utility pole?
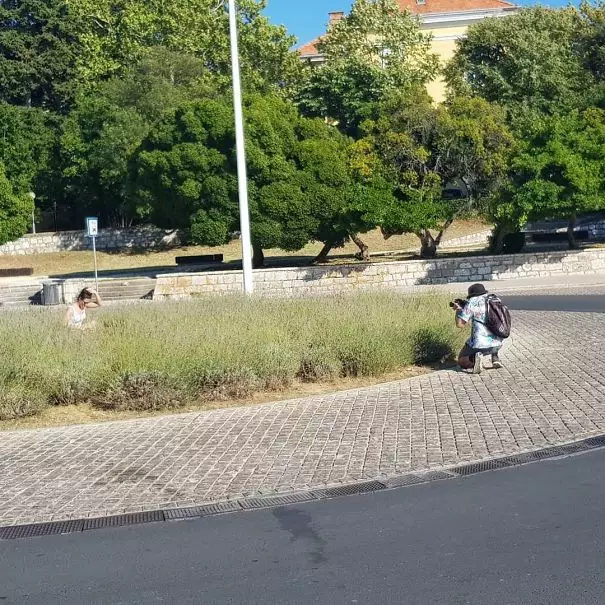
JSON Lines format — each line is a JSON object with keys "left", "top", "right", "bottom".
{"left": 228, "top": 0, "right": 254, "bottom": 294}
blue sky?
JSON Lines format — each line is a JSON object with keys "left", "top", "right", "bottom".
{"left": 262, "top": 0, "right": 577, "bottom": 46}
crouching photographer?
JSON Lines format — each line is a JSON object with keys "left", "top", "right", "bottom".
{"left": 451, "top": 283, "right": 511, "bottom": 375}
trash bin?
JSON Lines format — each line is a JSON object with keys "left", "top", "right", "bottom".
{"left": 42, "top": 280, "right": 63, "bottom": 306}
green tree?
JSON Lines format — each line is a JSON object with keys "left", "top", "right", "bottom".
{"left": 0, "top": 103, "right": 56, "bottom": 195}
{"left": 59, "top": 49, "right": 212, "bottom": 227}
{"left": 490, "top": 108, "right": 605, "bottom": 251}
{"left": 132, "top": 94, "right": 389, "bottom": 266}
{"left": 0, "top": 163, "right": 32, "bottom": 245}
{"left": 363, "top": 89, "right": 514, "bottom": 257}
{"left": 578, "top": 1, "right": 605, "bottom": 83}
{"left": 297, "top": 0, "right": 439, "bottom": 134}
{"left": 0, "top": 0, "right": 81, "bottom": 111}
{"left": 69, "top": 0, "right": 302, "bottom": 93}
{"left": 445, "top": 6, "right": 593, "bottom": 121}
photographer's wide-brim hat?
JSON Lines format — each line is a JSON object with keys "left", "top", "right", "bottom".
{"left": 467, "top": 283, "right": 487, "bottom": 298}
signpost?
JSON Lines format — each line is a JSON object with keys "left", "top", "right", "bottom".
{"left": 85, "top": 217, "right": 99, "bottom": 292}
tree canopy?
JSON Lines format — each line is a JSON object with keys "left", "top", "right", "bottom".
{"left": 490, "top": 108, "right": 605, "bottom": 249}
{"left": 68, "top": 0, "right": 302, "bottom": 93}
{"left": 132, "top": 94, "right": 392, "bottom": 265}
{"left": 445, "top": 6, "right": 594, "bottom": 121}
{"left": 297, "top": 0, "right": 439, "bottom": 134}
{"left": 0, "top": 0, "right": 81, "bottom": 111}
{"left": 0, "top": 163, "right": 32, "bottom": 245}
{"left": 359, "top": 89, "right": 514, "bottom": 257}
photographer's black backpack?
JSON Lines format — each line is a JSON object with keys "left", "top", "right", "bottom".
{"left": 483, "top": 294, "right": 512, "bottom": 339}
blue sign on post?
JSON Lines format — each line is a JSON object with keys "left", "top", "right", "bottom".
{"left": 85, "top": 217, "right": 99, "bottom": 291}
{"left": 85, "top": 217, "right": 99, "bottom": 237}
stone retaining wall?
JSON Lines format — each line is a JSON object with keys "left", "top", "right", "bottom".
{"left": 154, "top": 248, "right": 605, "bottom": 299}
{"left": 0, "top": 227, "right": 181, "bottom": 256}
{"left": 588, "top": 221, "right": 605, "bottom": 240}
{"left": 440, "top": 229, "right": 491, "bottom": 249}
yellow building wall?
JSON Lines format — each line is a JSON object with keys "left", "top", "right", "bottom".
{"left": 423, "top": 24, "right": 469, "bottom": 103}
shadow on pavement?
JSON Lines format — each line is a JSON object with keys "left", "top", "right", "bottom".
{"left": 503, "top": 294, "right": 605, "bottom": 314}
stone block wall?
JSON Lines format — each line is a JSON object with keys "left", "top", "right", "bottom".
{"left": 154, "top": 248, "right": 605, "bottom": 300}
{"left": 0, "top": 227, "right": 181, "bottom": 256}
{"left": 440, "top": 229, "right": 492, "bottom": 249}
{"left": 588, "top": 220, "right": 605, "bottom": 240}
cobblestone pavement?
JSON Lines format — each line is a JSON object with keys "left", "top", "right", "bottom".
{"left": 2, "top": 308, "right": 605, "bottom": 527}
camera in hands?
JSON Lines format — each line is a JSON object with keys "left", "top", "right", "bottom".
{"left": 449, "top": 298, "right": 467, "bottom": 309}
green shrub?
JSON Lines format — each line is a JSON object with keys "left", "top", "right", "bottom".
{"left": 412, "top": 327, "right": 455, "bottom": 365}
{"left": 0, "top": 388, "right": 45, "bottom": 420}
{"left": 0, "top": 293, "right": 465, "bottom": 419}
{"left": 92, "top": 372, "right": 188, "bottom": 412}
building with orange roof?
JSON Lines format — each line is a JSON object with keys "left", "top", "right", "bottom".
{"left": 299, "top": 0, "right": 519, "bottom": 102}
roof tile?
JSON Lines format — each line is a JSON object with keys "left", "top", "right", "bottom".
{"left": 397, "top": 0, "right": 516, "bottom": 14}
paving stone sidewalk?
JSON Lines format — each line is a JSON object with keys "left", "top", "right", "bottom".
{"left": 2, "top": 308, "right": 605, "bottom": 527}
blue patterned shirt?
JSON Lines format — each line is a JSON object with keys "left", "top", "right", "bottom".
{"left": 458, "top": 294, "right": 503, "bottom": 350}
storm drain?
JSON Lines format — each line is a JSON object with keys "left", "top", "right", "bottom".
{"left": 164, "top": 501, "right": 242, "bottom": 520}
{"left": 83, "top": 510, "right": 165, "bottom": 531}
{"left": 239, "top": 493, "right": 316, "bottom": 510}
{"left": 0, "top": 519, "right": 84, "bottom": 541}
{"left": 451, "top": 459, "right": 512, "bottom": 476}
{"left": 582, "top": 435, "right": 605, "bottom": 448}
{"left": 312, "top": 480, "right": 385, "bottom": 499}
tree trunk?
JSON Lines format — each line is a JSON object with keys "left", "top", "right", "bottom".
{"left": 489, "top": 224, "right": 507, "bottom": 254}
{"left": 416, "top": 230, "right": 437, "bottom": 259}
{"left": 252, "top": 243, "right": 265, "bottom": 269}
{"left": 567, "top": 213, "right": 579, "bottom": 250}
{"left": 351, "top": 234, "right": 369, "bottom": 261}
{"left": 434, "top": 217, "right": 454, "bottom": 247}
{"left": 314, "top": 240, "right": 333, "bottom": 264}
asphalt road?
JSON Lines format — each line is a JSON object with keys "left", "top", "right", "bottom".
{"left": 2, "top": 447, "right": 605, "bottom": 605}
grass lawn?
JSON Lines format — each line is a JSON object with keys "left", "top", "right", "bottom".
{"left": 0, "top": 292, "right": 467, "bottom": 428}
{"left": 0, "top": 220, "right": 490, "bottom": 278}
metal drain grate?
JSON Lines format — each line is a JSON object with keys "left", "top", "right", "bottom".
{"left": 502, "top": 451, "right": 541, "bottom": 466}
{"left": 528, "top": 446, "right": 571, "bottom": 460}
{"left": 383, "top": 473, "right": 427, "bottom": 488}
{"left": 0, "top": 519, "right": 84, "bottom": 541}
{"left": 164, "top": 501, "right": 242, "bottom": 520}
{"left": 239, "top": 493, "right": 316, "bottom": 510}
{"left": 451, "top": 459, "right": 511, "bottom": 476}
{"left": 414, "top": 470, "right": 456, "bottom": 482}
{"left": 312, "top": 480, "right": 386, "bottom": 499}
{"left": 582, "top": 435, "right": 605, "bottom": 448}
{"left": 83, "top": 510, "right": 165, "bottom": 531}
{"left": 554, "top": 442, "right": 588, "bottom": 454}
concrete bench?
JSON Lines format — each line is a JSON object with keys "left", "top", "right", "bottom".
{"left": 0, "top": 268, "right": 34, "bottom": 278}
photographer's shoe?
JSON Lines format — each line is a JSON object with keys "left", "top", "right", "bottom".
{"left": 473, "top": 353, "right": 483, "bottom": 374}
{"left": 491, "top": 353, "right": 503, "bottom": 369}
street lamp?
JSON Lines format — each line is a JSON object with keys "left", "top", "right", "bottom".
{"left": 28, "top": 191, "right": 36, "bottom": 234}
{"left": 228, "top": 0, "right": 254, "bottom": 294}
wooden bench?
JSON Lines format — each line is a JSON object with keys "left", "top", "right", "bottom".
{"left": 175, "top": 254, "right": 223, "bottom": 266}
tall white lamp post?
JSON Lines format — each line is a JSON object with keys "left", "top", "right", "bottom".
{"left": 228, "top": 0, "right": 254, "bottom": 294}
{"left": 28, "top": 191, "right": 36, "bottom": 234}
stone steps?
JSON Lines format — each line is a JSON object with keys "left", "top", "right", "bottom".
{"left": 0, "top": 282, "right": 43, "bottom": 306}
{"left": 0, "top": 278, "right": 156, "bottom": 306}
{"left": 95, "top": 278, "right": 156, "bottom": 302}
